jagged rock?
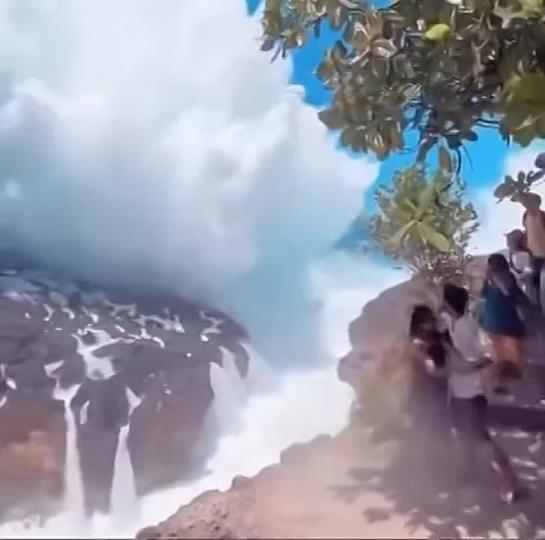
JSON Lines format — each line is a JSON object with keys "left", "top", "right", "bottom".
{"left": 230, "top": 475, "right": 250, "bottom": 490}
{"left": 136, "top": 525, "right": 162, "bottom": 540}
{"left": 338, "top": 276, "right": 439, "bottom": 399}
{"left": 139, "top": 485, "right": 253, "bottom": 540}
{"left": 0, "top": 268, "right": 251, "bottom": 520}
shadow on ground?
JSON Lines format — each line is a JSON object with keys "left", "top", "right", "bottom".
{"left": 330, "top": 414, "right": 545, "bottom": 538}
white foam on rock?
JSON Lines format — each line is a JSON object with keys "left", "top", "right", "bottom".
{"left": 0, "top": 252, "right": 404, "bottom": 539}
{"left": 53, "top": 385, "right": 86, "bottom": 529}
{"left": 200, "top": 310, "right": 223, "bottom": 335}
{"left": 74, "top": 330, "right": 117, "bottom": 380}
{"left": 110, "top": 388, "right": 141, "bottom": 527}
{"left": 110, "top": 424, "right": 138, "bottom": 528}
{"left": 209, "top": 347, "right": 248, "bottom": 432}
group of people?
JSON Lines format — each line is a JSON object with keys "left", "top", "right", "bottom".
{"left": 407, "top": 192, "right": 545, "bottom": 503}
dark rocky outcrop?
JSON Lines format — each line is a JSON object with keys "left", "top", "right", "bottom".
{"left": 0, "top": 268, "right": 250, "bottom": 520}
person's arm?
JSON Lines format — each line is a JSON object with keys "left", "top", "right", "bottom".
{"left": 513, "top": 282, "right": 533, "bottom": 310}
{"left": 424, "top": 356, "right": 447, "bottom": 378}
{"left": 474, "top": 356, "right": 494, "bottom": 369}
{"left": 503, "top": 270, "right": 531, "bottom": 305}
{"left": 512, "top": 252, "right": 533, "bottom": 275}
{"left": 446, "top": 345, "right": 478, "bottom": 374}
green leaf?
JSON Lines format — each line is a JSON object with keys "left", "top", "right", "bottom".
{"left": 337, "top": 0, "right": 360, "bottom": 8}
{"left": 521, "top": 0, "right": 544, "bottom": 16}
{"left": 507, "top": 74, "right": 545, "bottom": 107}
{"left": 371, "top": 39, "right": 397, "bottom": 58}
{"left": 390, "top": 220, "right": 416, "bottom": 247}
{"left": 417, "top": 223, "right": 451, "bottom": 252}
{"left": 535, "top": 152, "right": 545, "bottom": 169}
{"left": 261, "top": 38, "right": 275, "bottom": 52}
{"left": 493, "top": 182, "right": 515, "bottom": 201}
{"left": 318, "top": 108, "right": 345, "bottom": 129}
{"left": 340, "top": 126, "right": 361, "bottom": 150}
{"left": 424, "top": 23, "right": 451, "bottom": 41}
{"left": 416, "top": 181, "right": 436, "bottom": 216}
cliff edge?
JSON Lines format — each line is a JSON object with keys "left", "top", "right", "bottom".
{"left": 137, "top": 274, "right": 545, "bottom": 540}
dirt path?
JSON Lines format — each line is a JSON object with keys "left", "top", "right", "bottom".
{"left": 247, "top": 428, "right": 429, "bottom": 539}
{"left": 140, "top": 420, "right": 545, "bottom": 539}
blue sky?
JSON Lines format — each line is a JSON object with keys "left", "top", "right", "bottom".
{"left": 245, "top": 0, "right": 510, "bottom": 222}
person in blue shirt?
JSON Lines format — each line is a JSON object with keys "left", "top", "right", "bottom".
{"left": 479, "top": 253, "right": 528, "bottom": 378}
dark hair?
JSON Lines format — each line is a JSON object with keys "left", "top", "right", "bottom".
{"left": 488, "top": 253, "right": 509, "bottom": 272}
{"left": 409, "top": 304, "right": 448, "bottom": 369}
{"left": 409, "top": 304, "right": 435, "bottom": 339}
{"left": 426, "top": 341, "right": 447, "bottom": 369}
{"left": 443, "top": 283, "right": 469, "bottom": 318}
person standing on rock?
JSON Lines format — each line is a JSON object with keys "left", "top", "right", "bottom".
{"left": 516, "top": 192, "right": 545, "bottom": 311}
{"left": 479, "top": 254, "right": 528, "bottom": 379}
{"left": 441, "top": 284, "right": 524, "bottom": 504}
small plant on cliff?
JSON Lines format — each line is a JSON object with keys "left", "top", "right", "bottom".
{"left": 369, "top": 164, "right": 478, "bottom": 284}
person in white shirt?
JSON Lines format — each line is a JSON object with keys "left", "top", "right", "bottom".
{"left": 506, "top": 229, "right": 536, "bottom": 305}
{"left": 441, "top": 284, "right": 523, "bottom": 503}
{"left": 516, "top": 192, "right": 545, "bottom": 310}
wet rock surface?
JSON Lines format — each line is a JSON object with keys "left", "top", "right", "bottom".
{"left": 0, "top": 267, "right": 250, "bottom": 519}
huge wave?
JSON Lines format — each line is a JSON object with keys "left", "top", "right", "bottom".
{"left": 0, "top": 1, "right": 407, "bottom": 537}
{"left": 0, "top": 0, "right": 378, "bottom": 365}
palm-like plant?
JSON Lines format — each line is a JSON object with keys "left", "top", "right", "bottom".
{"left": 370, "top": 164, "right": 478, "bottom": 283}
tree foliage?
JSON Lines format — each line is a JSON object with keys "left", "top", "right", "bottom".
{"left": 261, "top": 0, "right": 545, "bottom": 165}
{"left": 369, "top": 165, "right": 478, "bottom": 282}
{"left": 494, "top": 150, "right": 545, "bottom": 201}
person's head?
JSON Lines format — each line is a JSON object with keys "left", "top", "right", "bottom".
{"left": 442, "top": 283, "right": 469, "bottom": 319}
{"left": 487, "top": 253, "right": 514, "bottom": 289}
{"left": 409, "top": 304, "right": 437, "bottom": 340}
{"left": 506, "top": 229, "right": 526, "bottom": 252}
{"left": 488, "top": 253, "right": 510, "bottom": 274}
{"left": 409, "top": 305, "right": 448, "bottom": 370}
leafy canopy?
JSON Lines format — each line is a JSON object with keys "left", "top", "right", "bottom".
{"left": 261, "top": 0, "right": 545, "bottom": 165}
{"left": 369, "top": 165, "right": 478, "bottom": 282}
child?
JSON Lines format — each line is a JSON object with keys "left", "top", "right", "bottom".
{"left": 479, "top": 253, "right": 528, "bottom": 378}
